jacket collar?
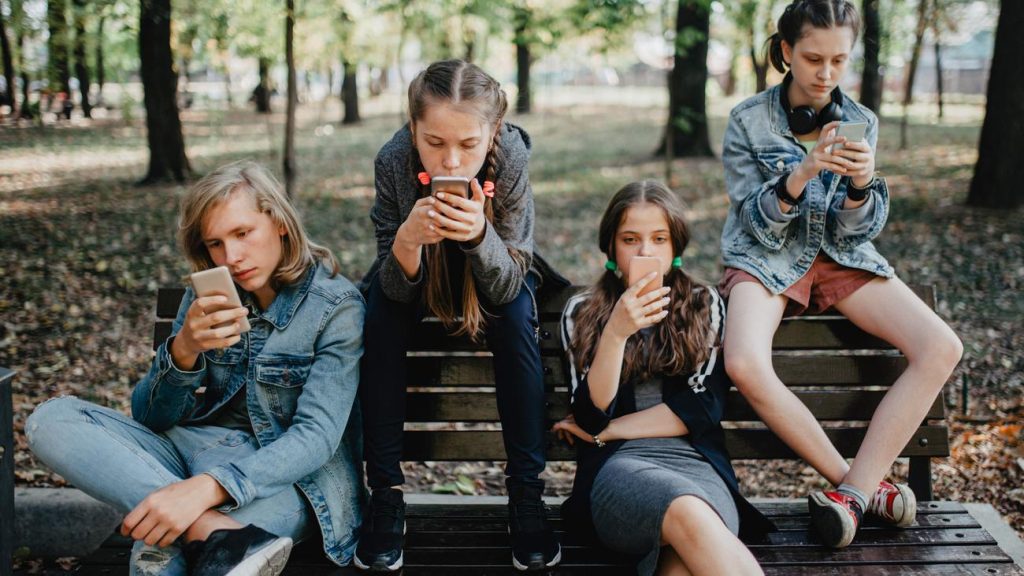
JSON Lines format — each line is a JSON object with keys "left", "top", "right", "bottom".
{"left": 241, "top": 263, "right": 317, "bottom": 330}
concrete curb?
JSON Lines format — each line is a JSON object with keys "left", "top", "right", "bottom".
{"left": 965, "top": 503, "right": 1024, "bottom": 568}
{"left": 14, "top": 488, "right": 121, "bottom": 558}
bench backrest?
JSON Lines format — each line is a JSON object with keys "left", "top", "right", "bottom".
{"left": 153, "top": 285, "right": 948, "bottom": 495}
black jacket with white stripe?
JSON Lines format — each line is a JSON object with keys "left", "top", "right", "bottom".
{"left": 559, "top": 287, "right": 776, "bottom": 545}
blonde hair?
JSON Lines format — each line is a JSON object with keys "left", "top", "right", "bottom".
{"left": 178, "top": 160, "right": 339, "bottom": 288}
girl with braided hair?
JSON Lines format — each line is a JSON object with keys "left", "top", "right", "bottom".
{"left": 355, "top": 59, "right": 567, "bottom": 572}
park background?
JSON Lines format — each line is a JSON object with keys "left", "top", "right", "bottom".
{"left": 1, "top": 0, "right": 1022, "bottom": 569}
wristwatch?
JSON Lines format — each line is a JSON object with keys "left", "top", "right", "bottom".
{"left": 593, "top": 433, "right": 607, "bottom": 448}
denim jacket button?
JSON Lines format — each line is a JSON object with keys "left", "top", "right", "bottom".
{"left": 776, "top": 160, "right": 784, "bottom": 170}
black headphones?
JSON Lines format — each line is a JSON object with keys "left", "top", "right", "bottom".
{"left": 779, "top": 73, "right": 844, "bottom": 135}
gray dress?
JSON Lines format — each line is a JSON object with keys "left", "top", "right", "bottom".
{"left": 589, "top": 375, "right": 739, "bottom": 576}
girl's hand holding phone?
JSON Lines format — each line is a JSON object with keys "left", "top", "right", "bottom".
{"left": 795, "top": 120, "right": 852, "bottom": 181}
{"left": 831, "top": 137, "right": 875, "bottom": 188}
{"left": 607, "top": 273, "right": 671, "bottom": 340}
{"left": 397, "top": 196, "right": 447, "bottom": 249}
{"left": 428, "top": 178, "right": 487, "bottom": 245}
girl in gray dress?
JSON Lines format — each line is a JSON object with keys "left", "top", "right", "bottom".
{"left": 554, "top": 181, "right": 773, "bottom": 575}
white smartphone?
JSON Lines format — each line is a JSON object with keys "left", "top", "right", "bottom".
{"left": 831, "top": 121, "right": 868, "bottom": 153}
{"left": 431, "top": 176, "right": 470, "bottom": 199}
{"left": 189, "top": 266, "right": 251, "bottom": 333}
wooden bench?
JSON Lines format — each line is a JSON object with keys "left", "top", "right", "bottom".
{"left": 49, "top": 284, "right": 1024, "bottom": 574}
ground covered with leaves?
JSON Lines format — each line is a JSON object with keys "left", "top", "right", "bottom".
{"left": 2, "top": 97, "right": 1021, "bottom": 552}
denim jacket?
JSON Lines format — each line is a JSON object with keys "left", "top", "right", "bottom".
{"left": 132, "top": 262, "right": 366, "bottom": 566}
{"left": 720, "top": 84, "right": 894, "bottom": 294}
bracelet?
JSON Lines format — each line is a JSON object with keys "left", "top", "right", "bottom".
{"left": 775, "top": 172, "right": 801, "bottom": 207}
{"left": 846, "top": 177, "right": 875, "bottom": 201}
{"left": 593, "top": 434, "right": 607, "bottom": 448}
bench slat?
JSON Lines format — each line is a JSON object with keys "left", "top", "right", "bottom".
{"left": 400, "top": 426, "right": 949, "bottom": 461}
{"left": 151, "top": 327, "right": 910, "bottom": 387}
{"left": 156, "top": 284, "right": 937, "bottom": 319}
{"left": 402, "top": 390, "right": 945, "bottom": 422}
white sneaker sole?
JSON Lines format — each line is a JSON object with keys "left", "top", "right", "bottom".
{"left": 224, "top": 537, "right": 293, "bottom": 576}
{"left": 353, "top": 551, "right": 404, "bottom": 572}
{"left": 511, "top": 545, "right": 562, "bottom": 571}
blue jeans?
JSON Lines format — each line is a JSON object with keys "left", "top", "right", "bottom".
{"left": 26, "top": 397, "right": 316, "bottom": 576}
{"left": 360, "top": 266, "right": 547, "bottom": 491}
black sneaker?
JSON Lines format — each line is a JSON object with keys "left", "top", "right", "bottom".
{"left": 182, "top": 524, "right": 292, "bottom": 576}
{"left": 508, "top": 483, "right": 561, "bottom": 571}
{"left": 354, "top": 488, "right": 406, "bottom": 572}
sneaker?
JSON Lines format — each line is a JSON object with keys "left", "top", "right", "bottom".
{"left": 507, "top": 483, "right": 561, "bottom": 571}
{"left": 868, "top": 481, "right": 916, "bottom": 528}
{"left": 354, "top": 488, "right": 406, "bottom": 572}
{"left": 808, "top": 490, "right": 863, "bottom": 548}
{"left": 182, "top": 524, "right": 292, "bottom": 576}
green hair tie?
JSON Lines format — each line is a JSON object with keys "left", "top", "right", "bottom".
{"left": 672, "top": 256, "right": 683, "bottom": 268}
{"left": 605, "top": 260, "right": 618, "bottom": 272}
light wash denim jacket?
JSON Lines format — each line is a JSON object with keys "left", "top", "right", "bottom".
{"left": 720, "top": 83, "right": 895, "bottom": 294}
{"left": 132, "top": 262, "right": 366, "bottom": 566}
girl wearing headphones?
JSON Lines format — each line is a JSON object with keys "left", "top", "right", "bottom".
{"left": 719, "top": 0, "right": 961, "bottom": 549}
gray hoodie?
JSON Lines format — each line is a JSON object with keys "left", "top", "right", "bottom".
{"left": 363, "top": 121, "right": 566, "bottom": 305}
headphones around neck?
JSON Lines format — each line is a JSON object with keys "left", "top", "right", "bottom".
{"left": 779, "top": 73, "right": 844, "bottom": 135}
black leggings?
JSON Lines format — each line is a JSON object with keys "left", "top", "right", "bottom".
{"left": 359, "top": 267, "right": 547, "bottom": 491}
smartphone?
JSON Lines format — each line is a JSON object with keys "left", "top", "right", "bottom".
{"left": 431, "top": 176, "right": 470, "bottom": 200}
{"left": 831, "top": 121, "right": 868, "bottom": 153}
{"left": 189, "top": 266, "right": 251, "bottom": 333}
{"left": 628, "top": 256, "right": 663, "bottom": 298}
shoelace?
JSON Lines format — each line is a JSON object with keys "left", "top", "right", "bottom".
{"left": 869, "top": 485, "right": 895, "bottom": 518}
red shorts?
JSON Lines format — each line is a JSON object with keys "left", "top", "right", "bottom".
{"left": 718, "top": 253, "right": 877, "bottom": 316}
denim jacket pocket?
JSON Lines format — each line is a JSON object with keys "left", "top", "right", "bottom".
{"left": 753, "top": 146, "right": 801, "bottom": 180}
{"left": 255, "top": 354, "right": 314, "bottom": 420}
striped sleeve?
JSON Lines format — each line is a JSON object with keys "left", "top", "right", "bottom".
{"left": 687, "top": 287, "right": 726, "bottom": 394}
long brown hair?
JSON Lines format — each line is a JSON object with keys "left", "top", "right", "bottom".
{"left": 408, "top": 59, "right": 516, "bottom": 339}
{"left": 766, "top": 0, "right": 861, "bottom": 73}
{"left": 570, "top": 181, "right": 713, "bottom": 384}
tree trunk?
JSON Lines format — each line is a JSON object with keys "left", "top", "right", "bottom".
{"left": 95, "top": 14, "right": 105, "bottom": 106}
{"left": 17, "top": 28, "right": 31, "bottom": 119}
{"left": 341, "top": 57, "right": 360, "bottom": 124}
{"left": 933, "top": 28, "right": 944, "bottom": 119}
{"left": 900, "top": 0, "right": 929, "bottom": 150}
{"left": 514, "top": 8, "right": 531, "bottom": 115}
{"left": 860, "top": 0, "right": 883, "bottom": 112}
{"left": 139, "top": 0, "right": 190, "bottom": 184}
{"left": 967, "top": 0, "right": 1024, "bottom": 209}
{"left": 0, "top": 6, "right": 15, "bottom": 109}
{"left": 255, "top": 57, "right": 272, "bottom": 113}
{"left": 283, "top": 0, "right": 296, "bottom": 198}
{"left": 72, "top": 0, "right": 91, "bottom": 118}
{"left": 48, "top": 0, "right": 72, "bottom": 96}
{"left": 657, "top": 0, "right": 713, "bottom": 158}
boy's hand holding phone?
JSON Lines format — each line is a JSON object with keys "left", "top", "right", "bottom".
{"left": 169, "top": 266, "right": 251, "bottom": 370}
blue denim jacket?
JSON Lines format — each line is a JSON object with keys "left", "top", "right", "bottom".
{"left": 720, "top": 84, "right": 894, "bottom": 294}
{"left": 132, "top": 262, "right": 366, "bottom": 566}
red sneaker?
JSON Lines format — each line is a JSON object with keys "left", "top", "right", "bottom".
{"left": 808, "top": 490, "right": 863, "bottom": 548}
{"left": 867, "top": 481, "right": 916, "bottom": 528}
